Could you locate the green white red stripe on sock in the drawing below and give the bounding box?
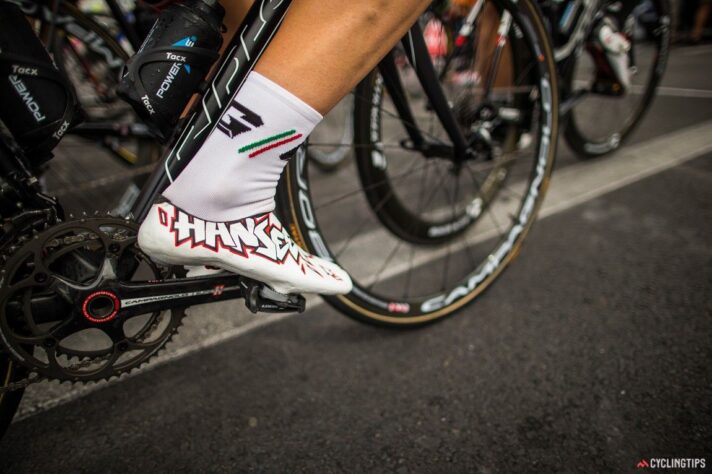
[238,129,303,158]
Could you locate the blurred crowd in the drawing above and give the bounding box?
[672,0,711,43]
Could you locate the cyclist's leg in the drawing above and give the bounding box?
[140,0,431,295]
[255,0,431,114]
[221,0,252,49]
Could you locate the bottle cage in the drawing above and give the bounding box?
[0,51,82,161]
[119,45,219,140]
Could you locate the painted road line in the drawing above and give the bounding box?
[572,82,712,99]
[648,86,712,99]
[16,119,712,421]
[680,44,712,56]
[542,120,712,217]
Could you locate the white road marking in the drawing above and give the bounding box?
[680,44,712,56]
[573,81,712,99]
[650,86,712,99]
[15,120,712,421]
[543,120,712,217]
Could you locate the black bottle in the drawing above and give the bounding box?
[118,0,225,140]
[0,2,80,163]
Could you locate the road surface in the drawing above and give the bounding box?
[1,44,711,473]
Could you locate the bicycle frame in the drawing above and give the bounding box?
[445,0,616,116]
[551,0,600,63]
[540,0,642,114]
[547,0,605,115]
[103,0,143,50]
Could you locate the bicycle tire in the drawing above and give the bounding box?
[563,0,670,158]
[279,0,559,327]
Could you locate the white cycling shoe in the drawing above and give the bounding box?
[138,201,352,295]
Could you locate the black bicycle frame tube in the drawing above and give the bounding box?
[130,0,292,222]
[377,51,428,149]
[482,11,512,98]
[400,22,469,161]
[104,0,142,51]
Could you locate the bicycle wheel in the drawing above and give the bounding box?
[564,0,670,157]
[0,354,25,439]
[279,0,558,326]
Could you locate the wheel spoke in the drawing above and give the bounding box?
[314,161,431,211]
[368,238,404,291]
[352,90,449,146]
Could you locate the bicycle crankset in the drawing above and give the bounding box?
[0,216,186,384]
[0,215,306,387]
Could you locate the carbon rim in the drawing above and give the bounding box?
[283,0,558,324]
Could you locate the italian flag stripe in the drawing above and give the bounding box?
[248,133,303,158]
[238,129,297,153]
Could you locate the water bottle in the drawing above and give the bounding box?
[0,2,81,163]
[117,0,225,140]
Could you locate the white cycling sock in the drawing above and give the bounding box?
[163,71,322,222]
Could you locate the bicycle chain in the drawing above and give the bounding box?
[1,373,43,393]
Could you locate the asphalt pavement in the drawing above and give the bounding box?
[0,45,711,473]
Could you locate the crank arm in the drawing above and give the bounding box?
[15,274,306,327]
[110,275,306,317]
[112,274,245,317]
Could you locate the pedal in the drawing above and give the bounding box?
[240,278,306,314]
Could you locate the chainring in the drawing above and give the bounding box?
[0,216,185,385]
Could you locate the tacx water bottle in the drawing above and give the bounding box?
[0,2,81,164]
[118,0,225,141]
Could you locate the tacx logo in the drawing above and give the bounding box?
[52,120,71,140]
[11,65,38,76]
[165,52,187,62]
[141,94,156,115]
[638,459,651,468]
